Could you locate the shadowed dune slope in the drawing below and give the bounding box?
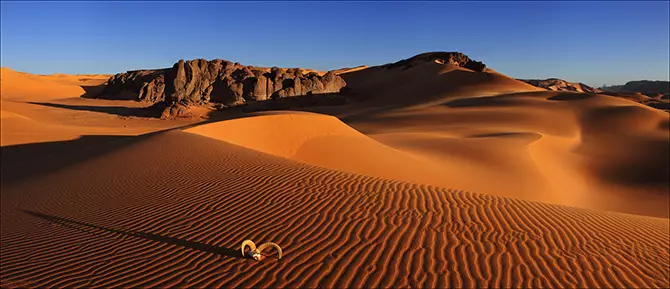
[339,61,544,109]
[1,129,668,288]
[343,91,670,217]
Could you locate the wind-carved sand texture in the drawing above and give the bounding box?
[1,53,669,288]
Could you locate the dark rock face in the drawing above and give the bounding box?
[101,69,168,101]
[520,78,602,94]
[159,102,191,119]
[381,52,487,72]
[138,74,166,103]
[99,59,347,112]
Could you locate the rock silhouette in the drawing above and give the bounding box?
[381,52,487,72]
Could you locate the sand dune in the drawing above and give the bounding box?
[0,109,83,146]
[340,61,544,108]
[185,112,456,187]
[1,68,109,101]
[1,63,668,288]
[2,128,668,288]
[341,91,669,217]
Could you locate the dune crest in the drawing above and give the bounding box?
[185,112,458,187]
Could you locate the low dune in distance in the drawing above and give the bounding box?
[0,68,203,146]
[0,67,109,101]
[1,55,668,288]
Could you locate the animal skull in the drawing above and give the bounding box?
[241,240,282,261]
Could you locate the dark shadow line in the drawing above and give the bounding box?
[20,209,242,259]
[27,101,159,118]
[0,120,209,187]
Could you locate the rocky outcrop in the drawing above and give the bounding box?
[98,58,347,117]
[520,78,602,94]
[380,52,487,72]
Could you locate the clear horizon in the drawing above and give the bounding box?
[1,1,669,87]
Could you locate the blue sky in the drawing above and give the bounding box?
[1,1,668,86]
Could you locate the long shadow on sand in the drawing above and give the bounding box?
[27,101,159,118]
[21,210,241,259]
[0,127,192,187]
[1,135,139,187]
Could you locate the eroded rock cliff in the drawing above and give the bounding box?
[99,59,347,117]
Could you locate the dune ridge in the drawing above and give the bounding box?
[184,112,462,187]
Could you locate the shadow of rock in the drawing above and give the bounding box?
[21,210,242,259]
[80,83,107,99]
[2,135,143,187]
[27,101,161,118]
[206,92,348,119]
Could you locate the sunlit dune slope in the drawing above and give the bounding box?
[1,128,668,288]
[184,112,453,187]
[0,109,83,146]
[1,67,109,101]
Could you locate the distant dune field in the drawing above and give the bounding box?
[1,57,668,288]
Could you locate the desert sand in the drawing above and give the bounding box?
[1,63,668,288]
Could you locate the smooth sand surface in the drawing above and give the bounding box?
[1,66,668,288]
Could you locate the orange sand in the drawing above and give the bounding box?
[1,65,668,288]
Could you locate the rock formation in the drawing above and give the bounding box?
[381,52,487,72]
[98,59,347,117]
[102,69,168,102]
[519,78,602,94]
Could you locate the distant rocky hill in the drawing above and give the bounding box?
[518,78,669,111]
[598,81,669,111]
[97,59,347,118]
[381,52,487,72]
[600,80,669,97]
[519,78,602,93]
